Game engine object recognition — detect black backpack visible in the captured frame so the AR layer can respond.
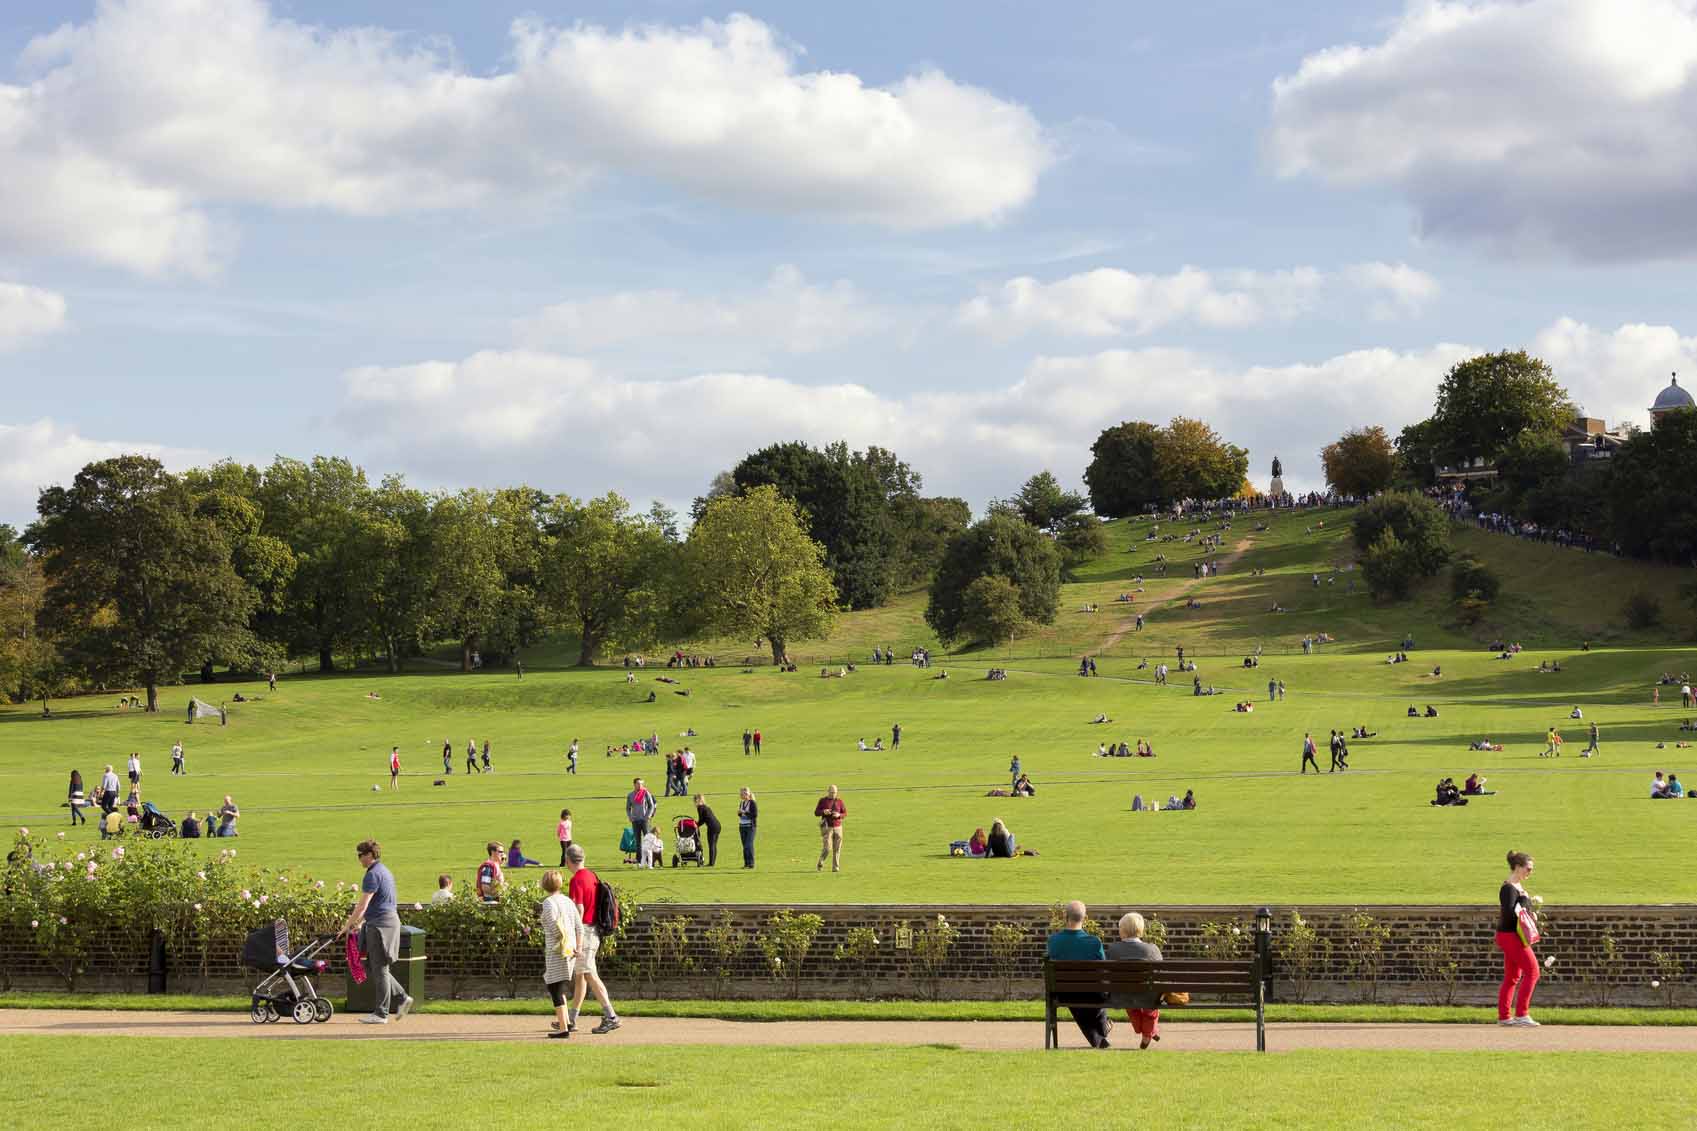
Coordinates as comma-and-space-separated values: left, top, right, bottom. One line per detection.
593, 877, 620, 934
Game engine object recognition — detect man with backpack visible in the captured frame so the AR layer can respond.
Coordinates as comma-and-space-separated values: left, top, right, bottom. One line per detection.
565, 844, 622, 1034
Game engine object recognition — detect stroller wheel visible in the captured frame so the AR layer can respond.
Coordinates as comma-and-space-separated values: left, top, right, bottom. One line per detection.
251, 1001, 269, 1025
313, 998, 334, 1023
292, 999, 317, 1024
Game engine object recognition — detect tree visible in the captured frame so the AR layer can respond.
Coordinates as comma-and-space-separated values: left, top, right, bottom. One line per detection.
1320, 426, 1396, 497
362, 476, 438, 672
28, 456, 259, 711
1152, 417, 1250, 503
257, 456, 377, 672
683, 486, 838, 663
1430, 351, 1572, 466
1010, 471, 1085, 533
1393, 419, 1441, 488
1084, 420, 1162, 517
540, 493, 673, 666
1055, 512, 1108, 580
1351, 491, 1451, 578
926, 514, 1061, 646
957, 574, 1024, 646
427, 489, 510, 673
1494, 429, 1571, 499
0, 551, 67, 708
1607, 408, 1697, 563
1361, 529, 1420, 601
887, 495, 971, 589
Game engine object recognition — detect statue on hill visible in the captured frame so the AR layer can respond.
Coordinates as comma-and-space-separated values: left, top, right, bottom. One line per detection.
1271, 456, 1283, 479
1269, 456, 1285, 499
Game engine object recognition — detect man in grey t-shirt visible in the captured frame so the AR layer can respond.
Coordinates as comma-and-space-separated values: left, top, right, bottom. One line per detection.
341, 839, 411, 1025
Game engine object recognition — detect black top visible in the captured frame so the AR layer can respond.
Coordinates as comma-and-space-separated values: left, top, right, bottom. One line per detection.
1498, 881, 1529, 933
987, 830, 1013, 858
696, 804, 721, 833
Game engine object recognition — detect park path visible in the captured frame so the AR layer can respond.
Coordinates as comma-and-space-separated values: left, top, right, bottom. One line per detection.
3, 1009, 1693, 1051
1096, 536, 1254, 654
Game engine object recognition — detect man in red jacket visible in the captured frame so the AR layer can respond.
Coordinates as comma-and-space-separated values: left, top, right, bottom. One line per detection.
814, 784, 845, 872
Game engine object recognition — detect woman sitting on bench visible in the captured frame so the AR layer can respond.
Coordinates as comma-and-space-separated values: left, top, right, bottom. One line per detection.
1104, 911, 1165, 1049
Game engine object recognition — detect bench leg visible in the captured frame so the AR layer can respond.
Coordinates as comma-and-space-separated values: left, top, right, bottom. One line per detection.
1045, 1000, 1055, 1049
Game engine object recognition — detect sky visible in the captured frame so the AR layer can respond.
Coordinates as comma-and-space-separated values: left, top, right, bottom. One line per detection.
4, 0, 1697, 527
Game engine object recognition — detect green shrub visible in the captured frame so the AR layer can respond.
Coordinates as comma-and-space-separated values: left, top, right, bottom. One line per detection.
757, 909, 823, 999
1273, 910, 1331, 1004
1623, 591, 1663, 629
1449, 556, 1502, 602
958, 575, 1024, 646
1361, 529, 1422, 601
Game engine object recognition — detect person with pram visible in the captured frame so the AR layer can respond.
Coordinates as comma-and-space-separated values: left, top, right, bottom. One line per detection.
339, 838, 412, 1025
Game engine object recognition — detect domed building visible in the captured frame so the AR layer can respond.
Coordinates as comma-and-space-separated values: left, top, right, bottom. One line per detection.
1651, 373, 1695, 427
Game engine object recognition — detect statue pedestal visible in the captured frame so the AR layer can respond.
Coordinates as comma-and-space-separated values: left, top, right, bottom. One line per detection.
1269, 476, 1285, 497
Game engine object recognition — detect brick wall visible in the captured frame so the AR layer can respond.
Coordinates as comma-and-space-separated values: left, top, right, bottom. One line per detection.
3, 903, 1692, 1006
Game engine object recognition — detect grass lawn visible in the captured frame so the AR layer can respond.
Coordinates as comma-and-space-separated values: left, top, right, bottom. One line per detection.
4, 508, 1695, 905
2, 1036, 1692, 1129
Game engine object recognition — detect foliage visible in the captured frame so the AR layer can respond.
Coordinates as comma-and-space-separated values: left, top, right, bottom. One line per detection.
1009, 471, 1086, 534
1141, 915, 1168, 949
987, 921, 1028, 1001
1449, 556, 1502, 603
701, 911, 747, 1000
28, 456, 261, 710
910, 913, 959, 1002
1361, 529, 1423, 602
1494, 429, 1571, 499
1410, 927, 1462, 1006
925, 514, 1061, 646
539, 493, 672, 666
1608, 409, 1697, 563
1622, 591, 1663, 631
956, 575, 1025, 647
1054, 513, 1109, 580
1320, 426, 1397, 497
1083, 420, 1162, 517
1584, 932, 1621, 1007
1197, 920, 1247, 960
645, 914, 694, 997
756, 909, 823, 999
887, 495, 971, 591
1651, 951, 1684, 1007
1152, 417, 1251, 503
1429, 350, 1573, 466
1454, 594, 1492, 627
1273, 910, 1332, 1004
1344, 911, 1392, 1004
0, 553, 69, 708
683, 486, 839, 663
1393, 419, 1441, 488
1351, 492, 1451, 575
833, 924, 881, 999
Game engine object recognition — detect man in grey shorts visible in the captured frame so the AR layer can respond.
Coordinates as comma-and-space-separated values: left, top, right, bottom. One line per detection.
565, 844, 621, 1034
341, 838, 412, 1025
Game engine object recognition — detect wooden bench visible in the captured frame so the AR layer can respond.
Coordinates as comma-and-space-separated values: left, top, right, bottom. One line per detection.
1043, 957, 1270, 1051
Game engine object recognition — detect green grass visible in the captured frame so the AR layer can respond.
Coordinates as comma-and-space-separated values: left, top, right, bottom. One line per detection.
2, 1037, 1692, 1128
6, 990, 1694, 1026
5, 507, 1696, 905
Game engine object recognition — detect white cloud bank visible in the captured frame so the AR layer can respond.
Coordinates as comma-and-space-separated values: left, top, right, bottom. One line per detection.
0, 1, 1049, 277
0, 282, 67, 348
0, 419, 210, 525
1268, 0, 1697, 260
957, 262, 1438, 340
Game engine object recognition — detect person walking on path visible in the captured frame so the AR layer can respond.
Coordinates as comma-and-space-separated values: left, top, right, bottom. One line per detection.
1267, 678, 1276, 703
442, 739, 453, 775
1300, 733, 1320, 774
1105, 911, 1164, 1049
565, 845, 621, 1034
556, 809, 573, 866
737, 787, 758, 868
1496, 850, 1542, 1026
1278, 680, 1286, 700
1327, 731, 1343, 773
742, 728, 752, 756
752, 728, 762, 755
466, 738, 480, 775
626, 778, 657, 868
389, 747, 401, 789
127, 752, 142, 787
566, 739, 579, 775
538, 869, 578, 1039
1010, 755, 1021, 790
693, 794, 722, 866
891, 722, 901, 750
171, 741, 185, 776
481, 740, 493, 773
1047, 900, 1110, 1048
341, 839, 411, 1025
1584, 721, 1600, 757
815, 784, 846, 872
99, 765, 120, 813
268, 671, 277, 693
68, 770, 87, 825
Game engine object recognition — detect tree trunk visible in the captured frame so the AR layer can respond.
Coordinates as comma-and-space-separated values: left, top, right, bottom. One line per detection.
385, 640, 399, 674
318, 647, 335, 673
769, 636, 786, 665
461, 638, 475, 673
578, 627, 599, 668
145, 680, 159, 712
200, 661, 215, 684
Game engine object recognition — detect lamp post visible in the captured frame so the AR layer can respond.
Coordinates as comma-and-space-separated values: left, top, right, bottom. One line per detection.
1253, 906, 1273, 1052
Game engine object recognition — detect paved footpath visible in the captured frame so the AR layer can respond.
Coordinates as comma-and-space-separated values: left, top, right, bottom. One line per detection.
3, 1010, 1695, 1051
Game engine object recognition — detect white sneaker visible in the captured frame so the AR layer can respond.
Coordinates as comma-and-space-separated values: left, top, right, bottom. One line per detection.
1511, 1016, 1540, 1027
358, 1013, 388, 1025
1497, 1018, 1517, 1026
395, 996, 414, 1020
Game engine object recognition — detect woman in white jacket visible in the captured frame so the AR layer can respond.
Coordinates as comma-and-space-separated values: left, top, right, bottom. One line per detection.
539, 870, 581, 1039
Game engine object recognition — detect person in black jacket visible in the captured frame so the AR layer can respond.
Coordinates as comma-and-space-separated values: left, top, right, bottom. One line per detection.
1495, 850, 1541, 1026
737, 787, 758, 868
692, 794, 722, 866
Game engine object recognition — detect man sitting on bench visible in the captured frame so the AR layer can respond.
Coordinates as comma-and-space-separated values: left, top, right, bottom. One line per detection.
1045, 900, 1110, 1048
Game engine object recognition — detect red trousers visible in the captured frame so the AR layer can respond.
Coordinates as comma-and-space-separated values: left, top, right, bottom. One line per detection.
1495, 931, 1539, 1019
1126, 1008, 1160, 1041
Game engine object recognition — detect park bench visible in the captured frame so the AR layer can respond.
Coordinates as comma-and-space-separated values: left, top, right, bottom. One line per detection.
1043, 956, 1272, 1051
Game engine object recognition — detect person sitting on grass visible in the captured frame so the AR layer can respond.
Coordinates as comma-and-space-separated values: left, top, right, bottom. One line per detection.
873, 737, 885, 751
1570, 706, 1584, 719
1092, 713, 1110, 724
1095, 743, 1109, 757
1669, 774, 1686, 798
1013, 774, 1036, 797
1651, 772, 1668, 799
1135, 739, 1154, 757
180, 811, 201, 838
967, 828, 988, 857
507, 839, 541, 868
1408, 705, 1420, 717
1432, 778, 1466, 806
987, 819, 1016, 857
1131, 793, 1146, 812
1181, 789, 1196, 810
1464, 773, 1488, 795
432, 874, 456, 904
1425, 705, 1440, 718
1352, 725, 1376, 739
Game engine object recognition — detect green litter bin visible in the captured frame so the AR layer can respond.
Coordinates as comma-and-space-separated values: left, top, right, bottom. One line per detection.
345, 924, 426, 1014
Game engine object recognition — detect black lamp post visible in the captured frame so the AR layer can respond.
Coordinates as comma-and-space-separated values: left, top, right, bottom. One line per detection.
1253, 906, 1273, 1051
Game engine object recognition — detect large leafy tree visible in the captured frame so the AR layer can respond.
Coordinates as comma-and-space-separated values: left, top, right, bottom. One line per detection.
257, 456, 379, 672
1393, 419, 1441, 488
181, 461, 295, 677
1083, 420, 1162, 517
888, 495, 971, 589
0, 538, 67, 708
1152, 417, 1250, 503
363, 475, 438, 672
429, 487, 549, 671
1431, 351, 1572, 466
1010, 471, 1086, 534
29, 456, 259, 711
541, 492, 673, 666
1350, 491, 1451, 580
1608, 408, 1697, 562
925, 513, 1061, 646
682, 485, 838, 663
1320, 426, 1397, 497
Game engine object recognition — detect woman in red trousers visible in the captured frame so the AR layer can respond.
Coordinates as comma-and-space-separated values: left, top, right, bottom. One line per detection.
1496, 850, 1540, 1026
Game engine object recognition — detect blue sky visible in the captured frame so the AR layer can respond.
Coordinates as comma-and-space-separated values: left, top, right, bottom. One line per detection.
3, 0, 1695, 525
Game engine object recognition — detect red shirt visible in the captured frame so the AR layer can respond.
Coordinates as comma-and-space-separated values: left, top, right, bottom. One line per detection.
568, 867, 598, 925
815, 796, 845, 828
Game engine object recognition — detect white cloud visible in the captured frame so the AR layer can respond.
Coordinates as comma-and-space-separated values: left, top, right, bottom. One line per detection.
514, 266, 891, 355
1268, 0, 1697, 260
0, 282, 67, 348
956, 261, 1436, 340
335, 336, 1482, 508
2, 1, 1049, 276
0, 419, 211, 524
1532, 317, 1697, 427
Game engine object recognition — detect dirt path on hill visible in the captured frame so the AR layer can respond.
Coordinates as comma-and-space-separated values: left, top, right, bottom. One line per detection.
3, 1009, 1691, 1052
1096, 537, 1255, 654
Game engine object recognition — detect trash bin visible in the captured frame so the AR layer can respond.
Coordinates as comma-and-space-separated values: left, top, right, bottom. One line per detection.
345, 924, 426, 1014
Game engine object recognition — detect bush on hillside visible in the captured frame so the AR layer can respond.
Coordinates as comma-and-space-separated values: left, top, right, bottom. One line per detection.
1623, 591, 1663, 630
1449, 556, 1502, 603
957, 575, 1025, 646
925, 514, 1061, 646
1351, 491, 1451, 578
1361, 529, 1423, 601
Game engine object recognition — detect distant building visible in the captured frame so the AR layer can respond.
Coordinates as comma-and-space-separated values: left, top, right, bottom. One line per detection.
1650, 374, 1695, 428
1560, 417, 1627, 463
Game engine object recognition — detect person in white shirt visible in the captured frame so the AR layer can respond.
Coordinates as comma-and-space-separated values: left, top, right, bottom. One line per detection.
539, 870, 581, 1039
171, 741, 185, 775
641, 827, 665, 870
127, 752, 142, 785
431, 874, 455, 905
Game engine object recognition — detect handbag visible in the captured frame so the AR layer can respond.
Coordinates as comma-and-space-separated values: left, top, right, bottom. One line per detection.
1162, 991, 1190, 1006
1516, 905, 1541, 946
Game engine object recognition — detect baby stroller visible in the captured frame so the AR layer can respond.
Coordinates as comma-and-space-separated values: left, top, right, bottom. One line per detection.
670, 815, 705, 867
243, 918, 335, 1024
138, 801, 176, 839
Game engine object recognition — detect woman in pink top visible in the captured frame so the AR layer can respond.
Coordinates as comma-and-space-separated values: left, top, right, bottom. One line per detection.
557, 808, 573, 866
